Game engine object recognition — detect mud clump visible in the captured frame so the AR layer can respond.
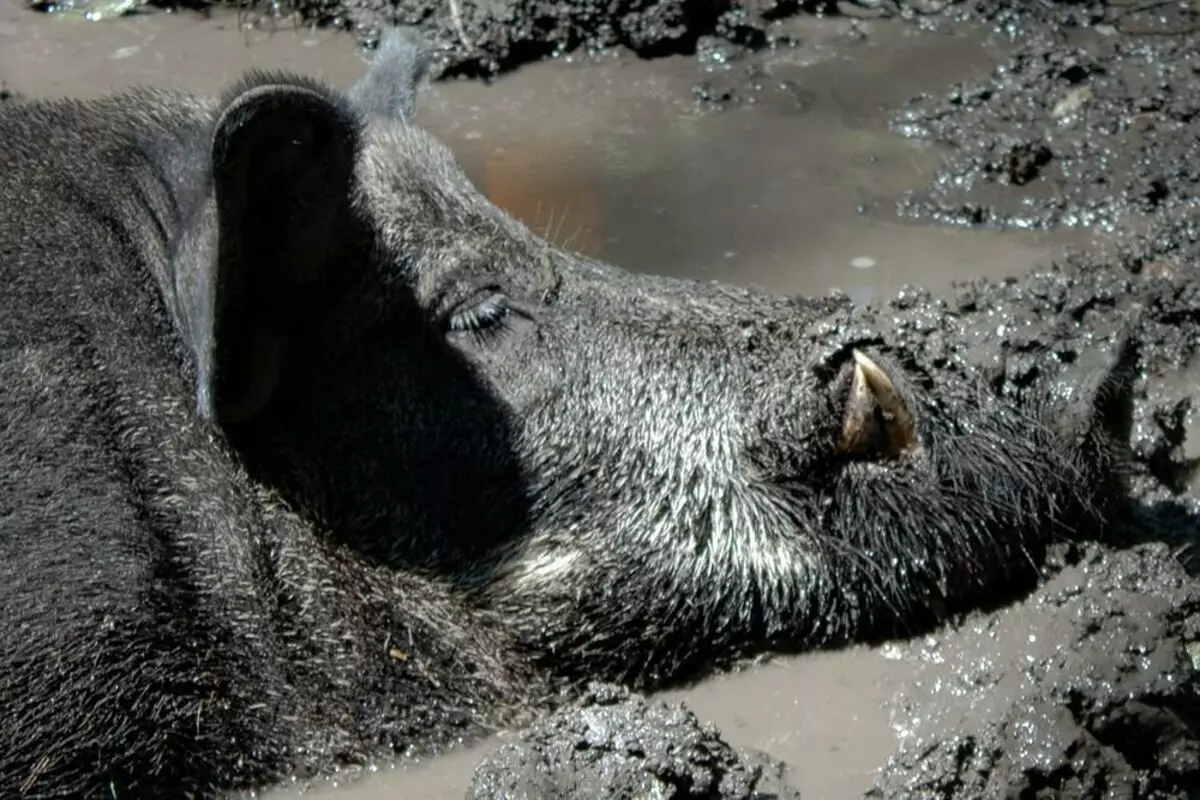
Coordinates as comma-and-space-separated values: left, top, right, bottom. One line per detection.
233, 0, 808, 79
868, 541, 1200, 800
469, 683, 802, 800
890, 0, 1200, 275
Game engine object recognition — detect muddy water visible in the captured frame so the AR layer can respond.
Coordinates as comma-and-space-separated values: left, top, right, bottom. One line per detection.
0, 8, 1094, 306
0, 8, 1107, 798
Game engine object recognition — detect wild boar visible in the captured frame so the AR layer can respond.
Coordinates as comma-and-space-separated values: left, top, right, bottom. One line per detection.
0, 26, 1136, 798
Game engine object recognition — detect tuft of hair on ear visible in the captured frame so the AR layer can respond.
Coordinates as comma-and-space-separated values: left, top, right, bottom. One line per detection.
348, 26, 438, 123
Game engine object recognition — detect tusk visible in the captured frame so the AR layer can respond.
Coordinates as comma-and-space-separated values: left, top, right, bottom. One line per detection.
851, 350, 916, 449
836, 350, 917, 456
838, 358, 876, 454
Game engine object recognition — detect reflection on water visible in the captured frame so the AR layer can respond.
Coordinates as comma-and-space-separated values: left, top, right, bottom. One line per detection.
0, 9, 1109, 800
479, 141, 605, 258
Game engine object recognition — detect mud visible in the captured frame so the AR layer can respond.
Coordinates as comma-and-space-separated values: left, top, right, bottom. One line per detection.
468, 684, 802, 800
145, 0, 951, 80
869, 541, 1200, 799
4, 2, 1200, 799
890, 0, 1200, 275
32, 0, 946, 82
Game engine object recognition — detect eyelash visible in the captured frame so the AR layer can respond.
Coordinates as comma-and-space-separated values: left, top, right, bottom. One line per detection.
446, 292, 511, 345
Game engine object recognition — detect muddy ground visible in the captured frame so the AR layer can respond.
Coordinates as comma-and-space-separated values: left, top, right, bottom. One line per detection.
470, 541, 1200, 799
11, 0, 1200, 797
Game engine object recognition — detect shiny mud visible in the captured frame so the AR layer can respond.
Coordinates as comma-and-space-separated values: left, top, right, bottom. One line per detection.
3, 1, 1200, 797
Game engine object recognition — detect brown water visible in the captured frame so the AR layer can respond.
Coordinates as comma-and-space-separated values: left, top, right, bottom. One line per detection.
0, 8, 1104, 798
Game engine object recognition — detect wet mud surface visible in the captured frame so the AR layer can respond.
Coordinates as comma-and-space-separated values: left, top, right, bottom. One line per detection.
468, 684, 802, 799
891, 0, 1200, 277
6, 1, 1200, 799
869, 541, 1200, 799
140, 0, 946, 80
845, 219, 1200, 797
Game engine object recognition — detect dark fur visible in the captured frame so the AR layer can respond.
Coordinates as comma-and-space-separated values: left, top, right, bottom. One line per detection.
0, 26, 1136, 798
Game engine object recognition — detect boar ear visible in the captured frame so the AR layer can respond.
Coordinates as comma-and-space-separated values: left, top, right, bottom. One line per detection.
201, 78, 361, 427
348, 26, 436, 122
1057, 331, 1139, 475
1084, 333, 1139, 449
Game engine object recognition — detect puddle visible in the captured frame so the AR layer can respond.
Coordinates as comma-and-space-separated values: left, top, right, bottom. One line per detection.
0, 8, 1113, 799
655, 649, 914, 799
0, 8, 1095, 309
269, 647, 911, 799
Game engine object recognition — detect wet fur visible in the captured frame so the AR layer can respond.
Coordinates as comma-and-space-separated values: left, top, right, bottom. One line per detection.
0, 26, 1136, 798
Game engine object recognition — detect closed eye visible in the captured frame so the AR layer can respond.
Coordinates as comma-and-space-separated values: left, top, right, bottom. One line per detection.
444, 290, 514, 348
447, 292, 509, 333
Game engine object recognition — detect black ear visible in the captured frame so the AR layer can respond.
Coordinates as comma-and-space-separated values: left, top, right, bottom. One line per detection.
1056, 329, 1140, 471
1086, 331, 1140, 449
348, 26, 436, 122
202, 78, 362, 426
